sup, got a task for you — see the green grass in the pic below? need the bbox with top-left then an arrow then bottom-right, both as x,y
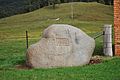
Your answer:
0,57 -> 120,80
0,2 -> 113,38
0,2 -> 119,80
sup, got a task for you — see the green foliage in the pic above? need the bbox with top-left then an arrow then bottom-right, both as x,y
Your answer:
98,0 -> 105,4
96,0 -> 113,5
0,0 -> 48,18
48,0 -> 61,9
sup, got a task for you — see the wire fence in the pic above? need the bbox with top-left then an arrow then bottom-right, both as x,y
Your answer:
0,30 -> 105,49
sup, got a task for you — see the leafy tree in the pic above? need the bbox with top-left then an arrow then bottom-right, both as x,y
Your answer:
25,0 -> 45,12
48,0 -> 61,9
98,0 -> 105,4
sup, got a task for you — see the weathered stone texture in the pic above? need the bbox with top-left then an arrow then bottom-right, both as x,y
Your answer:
26,24 -> 95,68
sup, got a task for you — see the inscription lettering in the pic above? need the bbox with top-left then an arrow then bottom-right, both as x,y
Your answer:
56,38 -> 69,46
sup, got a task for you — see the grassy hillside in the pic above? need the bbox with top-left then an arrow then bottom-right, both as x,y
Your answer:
0,2 -> 113,54
0,0 -> 113,18
0,2 -> 118,80
0,2 -> 113,38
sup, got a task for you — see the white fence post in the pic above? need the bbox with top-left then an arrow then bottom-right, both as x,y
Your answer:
103,24 -> 113,56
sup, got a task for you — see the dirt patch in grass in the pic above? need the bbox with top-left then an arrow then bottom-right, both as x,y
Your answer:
16,56 -> 113,69
89,55 -> 102,64
15,64 -> 32,70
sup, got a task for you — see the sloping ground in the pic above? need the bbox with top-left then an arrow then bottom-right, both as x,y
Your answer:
0,2 -> 113,39
0,2 -> 118,80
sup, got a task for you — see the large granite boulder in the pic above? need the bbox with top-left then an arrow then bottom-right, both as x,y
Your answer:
26,24 -> 95,68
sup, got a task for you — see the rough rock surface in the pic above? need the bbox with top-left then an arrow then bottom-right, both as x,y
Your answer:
26,24 -> 95,68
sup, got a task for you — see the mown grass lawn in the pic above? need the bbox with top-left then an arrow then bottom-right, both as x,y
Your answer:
0,55 -> 120,80
0,2 -> 120,80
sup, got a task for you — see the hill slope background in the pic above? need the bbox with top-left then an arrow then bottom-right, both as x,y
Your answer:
0,0 -> 113,18
0,2 -> 117,80
0,2 -> 113,55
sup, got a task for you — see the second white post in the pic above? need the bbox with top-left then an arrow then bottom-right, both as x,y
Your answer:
103,24 -> 113,56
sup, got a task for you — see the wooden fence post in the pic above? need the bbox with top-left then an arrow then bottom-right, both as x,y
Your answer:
26,31 -> 29,49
